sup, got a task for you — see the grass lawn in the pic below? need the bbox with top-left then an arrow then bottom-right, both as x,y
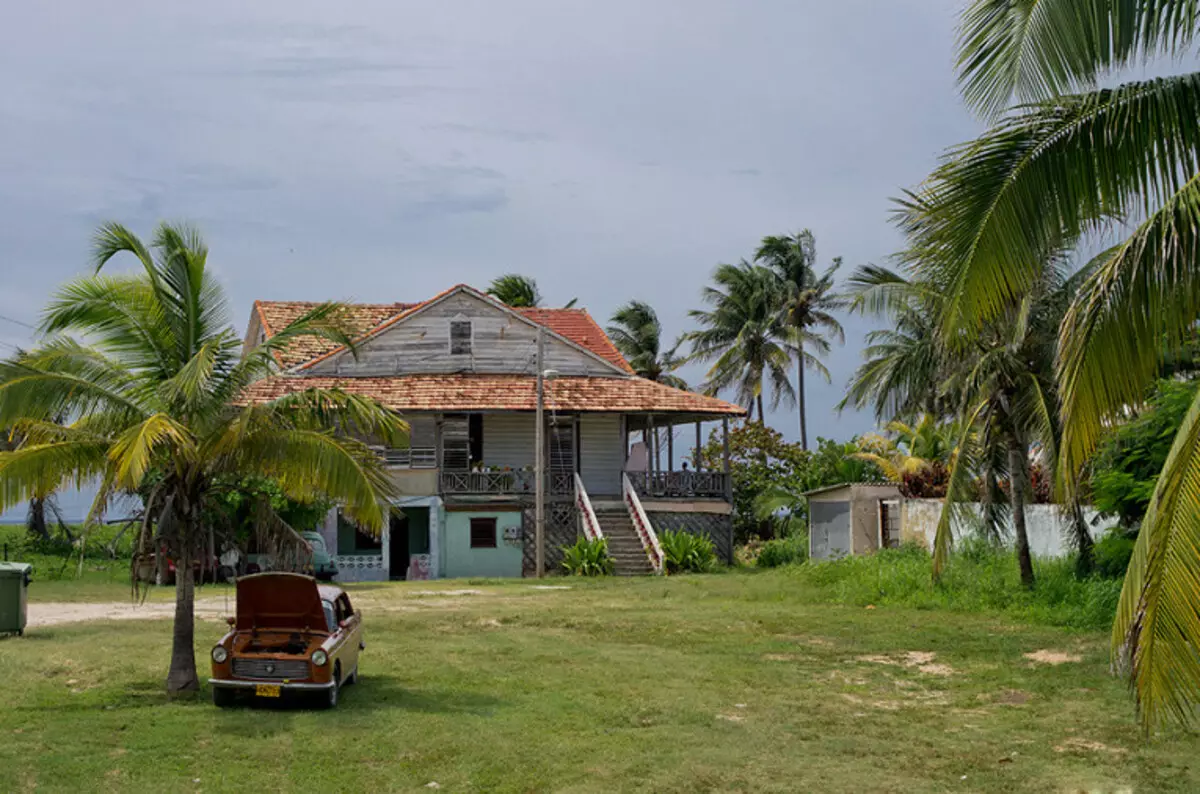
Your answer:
2,571 -> 1197,792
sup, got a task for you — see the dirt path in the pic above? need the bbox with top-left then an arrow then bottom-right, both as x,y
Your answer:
27,598 -> 230,628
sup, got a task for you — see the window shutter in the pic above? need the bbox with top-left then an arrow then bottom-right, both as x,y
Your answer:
442,415 -> 470,470
450,320 -> 472,355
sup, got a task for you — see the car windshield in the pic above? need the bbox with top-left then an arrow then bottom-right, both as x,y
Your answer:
322,600 -> 336,632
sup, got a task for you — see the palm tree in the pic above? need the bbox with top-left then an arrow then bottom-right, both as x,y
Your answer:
855,415 -> 958,485
606,301 -> 687,389
908,0 -> 1200,730
486,274 -> 577,309
487,274 -> 543,307
839,265 -> 946,421
0,222 -> 404,695
684,262 -> 796,422
755,231 -> 844,449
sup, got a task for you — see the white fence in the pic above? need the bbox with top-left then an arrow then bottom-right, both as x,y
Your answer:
900,499 -> 1119,558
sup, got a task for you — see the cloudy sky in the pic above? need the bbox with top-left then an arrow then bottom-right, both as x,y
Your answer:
0,0 -> 980,446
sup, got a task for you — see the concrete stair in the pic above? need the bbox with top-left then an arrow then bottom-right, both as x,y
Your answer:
595,508 -> 655,576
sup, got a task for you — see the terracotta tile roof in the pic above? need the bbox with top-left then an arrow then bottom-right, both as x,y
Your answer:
517,308 -> 632,373
254,300 -> 420,368
253,290 -> 633,373
238,374 -> 746,416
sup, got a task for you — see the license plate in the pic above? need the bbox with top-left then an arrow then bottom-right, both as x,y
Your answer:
255,684 -> 281,698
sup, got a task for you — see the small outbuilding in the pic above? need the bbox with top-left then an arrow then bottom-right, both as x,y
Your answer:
806,483 -> 903,561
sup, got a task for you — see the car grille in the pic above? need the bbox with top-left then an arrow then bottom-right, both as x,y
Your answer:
232,658 -> 311,681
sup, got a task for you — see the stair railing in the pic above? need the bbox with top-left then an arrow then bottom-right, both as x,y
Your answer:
622,473 -> 664,574
574,473 -> 604,542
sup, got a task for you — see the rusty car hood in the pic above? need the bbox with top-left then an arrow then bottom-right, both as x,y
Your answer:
236,572 -> 328,632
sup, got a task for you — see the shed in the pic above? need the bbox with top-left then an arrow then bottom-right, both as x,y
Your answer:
806,483 -> 903,561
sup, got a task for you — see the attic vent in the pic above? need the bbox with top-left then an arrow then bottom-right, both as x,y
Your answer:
450,319 -> 472,355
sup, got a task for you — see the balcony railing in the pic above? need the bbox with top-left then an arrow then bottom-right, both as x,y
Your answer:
631,471 -> 729,499
439,471 -> 573,496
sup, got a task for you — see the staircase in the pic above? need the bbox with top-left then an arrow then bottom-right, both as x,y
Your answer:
595,508 -> 655,576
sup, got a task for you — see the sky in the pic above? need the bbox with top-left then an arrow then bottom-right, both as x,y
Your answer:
0,0 -> 982,465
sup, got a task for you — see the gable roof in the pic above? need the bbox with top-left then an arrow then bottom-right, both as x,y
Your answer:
254,285 -> 634,374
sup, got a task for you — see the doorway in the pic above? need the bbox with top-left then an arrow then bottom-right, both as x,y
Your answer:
389,507 -> 431,580
388,513 -> 409,580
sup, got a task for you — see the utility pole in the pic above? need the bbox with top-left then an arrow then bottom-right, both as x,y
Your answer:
534,326 -> 546,578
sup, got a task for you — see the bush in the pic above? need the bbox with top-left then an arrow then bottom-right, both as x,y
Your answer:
560,537 -> 613,576
1094,531 -> 1136,579
659,530 -> 718,574
757,534 -> 808,568
790,542 -> 1123,630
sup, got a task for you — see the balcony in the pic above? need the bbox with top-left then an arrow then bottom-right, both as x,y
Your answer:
439,471 -> 573,496
629,471 -> 729,500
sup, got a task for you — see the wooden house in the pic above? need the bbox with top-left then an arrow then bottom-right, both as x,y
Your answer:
240,285 -> 745,580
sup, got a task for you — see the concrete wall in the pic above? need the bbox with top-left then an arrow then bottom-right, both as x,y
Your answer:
389,469 -> 439,497
443,508 -> 524,578
900,499 -> 1118,558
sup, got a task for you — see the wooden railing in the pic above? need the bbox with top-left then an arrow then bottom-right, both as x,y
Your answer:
632,471 -> 729,499
574,474 -> 603,541
622,473 -> 663,574
439,471 -> 574,495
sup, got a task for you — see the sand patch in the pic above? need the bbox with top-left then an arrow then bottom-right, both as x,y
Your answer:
1024,649 -> 1082,666
763,653 -> 803,662
716,713 -> 745,723
856,651 -> 955,676
992,689 -> 1032,706
1053,737 -> 1127,755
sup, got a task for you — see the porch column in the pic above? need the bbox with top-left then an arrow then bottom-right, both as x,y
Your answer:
645,413 -> 655,491
667,420 -> 674,471
694,420 -> 702,471
721,417 -> 732,502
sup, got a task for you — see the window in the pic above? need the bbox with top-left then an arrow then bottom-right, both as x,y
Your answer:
337,511 -> 382,555
469,517 -> 497,549
450,320 -> 472,355
322,600 -> 336,632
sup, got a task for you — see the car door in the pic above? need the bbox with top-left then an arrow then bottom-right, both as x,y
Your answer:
334,594 -> 362,680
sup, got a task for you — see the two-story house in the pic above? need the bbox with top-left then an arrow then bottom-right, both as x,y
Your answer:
240,284 -> 745,581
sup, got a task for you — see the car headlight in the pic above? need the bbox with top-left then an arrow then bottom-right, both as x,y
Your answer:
311,649 -> 328,667
211,645 -> 228,664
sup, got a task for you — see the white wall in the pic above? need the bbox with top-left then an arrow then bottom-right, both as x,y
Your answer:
900,499 -> 1118,558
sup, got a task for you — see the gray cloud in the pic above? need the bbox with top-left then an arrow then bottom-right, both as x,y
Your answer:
0,0 -> 980,446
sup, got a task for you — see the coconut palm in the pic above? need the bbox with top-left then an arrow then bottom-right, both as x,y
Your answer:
684,262 -> 796,422
487,274 -> 543,307
855,415 -> 958,484
839,265 -> 946,421
754,230 -> 845,449
606,301 -> 687,389
0,222 -> 404,695
907,0 -> 1200,729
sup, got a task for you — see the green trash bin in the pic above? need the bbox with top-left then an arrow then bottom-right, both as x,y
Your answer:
0,562 -> 32,636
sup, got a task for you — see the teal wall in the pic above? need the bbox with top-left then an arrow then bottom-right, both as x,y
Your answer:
443,509 -> 524,578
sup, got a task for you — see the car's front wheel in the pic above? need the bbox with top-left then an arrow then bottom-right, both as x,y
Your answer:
212,687 -> 236,708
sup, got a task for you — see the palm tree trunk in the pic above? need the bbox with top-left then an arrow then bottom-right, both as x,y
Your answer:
797,353 -> 808,451
166,537 -> 199,694
756,394 -> 765,425
1007,438 -> 1035,589
27,497 -> 50,542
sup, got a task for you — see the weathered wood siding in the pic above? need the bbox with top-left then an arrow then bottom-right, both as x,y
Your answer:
483,413 -> 535,470
579,414 -> 623,496
307,291 -> 621,377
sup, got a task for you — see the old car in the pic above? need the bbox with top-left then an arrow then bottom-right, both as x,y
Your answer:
209,572 -> 363,708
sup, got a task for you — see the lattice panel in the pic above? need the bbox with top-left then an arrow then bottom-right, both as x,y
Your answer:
648,512 -> 734,564
522,504 -> 579,576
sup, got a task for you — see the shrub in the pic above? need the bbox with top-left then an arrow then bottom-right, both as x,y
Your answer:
560,537 -> 613,576
757,533 -> 808,568
659,530 -> 718,574
1093,530 -> 1136,579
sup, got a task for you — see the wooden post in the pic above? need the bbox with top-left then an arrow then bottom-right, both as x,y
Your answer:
667,421 -> 674,471
648,417 -> 657,491
721,417 -> 732,502
535,328 -> 546,578
694,420 -> 702,471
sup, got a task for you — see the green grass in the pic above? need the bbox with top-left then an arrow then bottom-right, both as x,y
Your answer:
787,542 -> 1124,631
2,570 -> 1198,792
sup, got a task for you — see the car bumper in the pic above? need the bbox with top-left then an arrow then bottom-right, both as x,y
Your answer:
208,678 -> 335,691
